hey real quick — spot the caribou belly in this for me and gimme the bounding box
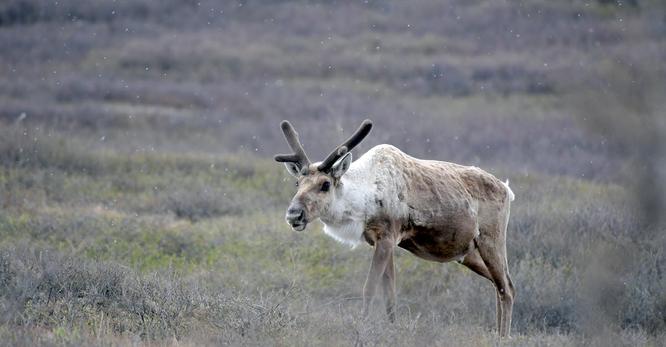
[398,223,477,263]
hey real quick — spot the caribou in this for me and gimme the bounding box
[274,119,516,337]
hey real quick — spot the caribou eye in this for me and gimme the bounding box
[295,181,299,187]
[320,181,331,192]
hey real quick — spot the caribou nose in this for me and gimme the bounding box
[286,205,305,223]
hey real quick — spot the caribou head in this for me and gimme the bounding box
[274,120,372,231]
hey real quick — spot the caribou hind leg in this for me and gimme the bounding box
[461,247,503,332]
[476,232,515,338]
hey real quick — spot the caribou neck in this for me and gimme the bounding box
[320,159,378,228]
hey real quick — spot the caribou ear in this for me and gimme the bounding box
[330,152,352,179]
[284,162,302,177]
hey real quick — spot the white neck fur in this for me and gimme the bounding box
[319,153,378,247]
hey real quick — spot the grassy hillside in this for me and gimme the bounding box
[1,0,665,345]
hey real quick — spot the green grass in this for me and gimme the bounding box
[1,138,663,345]
[1,98,663,346]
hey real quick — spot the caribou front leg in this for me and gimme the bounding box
[362,238,394,318]
[382,250,396,322]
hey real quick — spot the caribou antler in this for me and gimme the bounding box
[274,120,311,170]
[318,119,373,172]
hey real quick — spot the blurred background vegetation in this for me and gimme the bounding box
[0,0,664,345]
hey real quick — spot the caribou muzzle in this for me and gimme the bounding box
[286,204,307,231]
